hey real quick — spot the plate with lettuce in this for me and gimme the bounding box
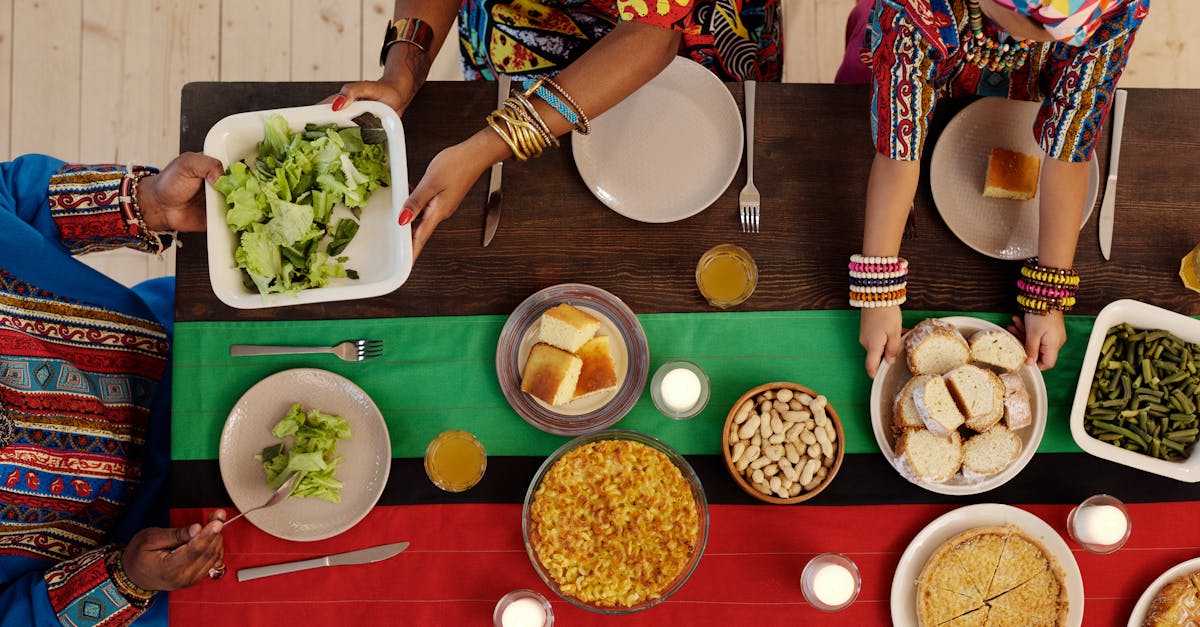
[219,368,391,541]
[204,102,411,309]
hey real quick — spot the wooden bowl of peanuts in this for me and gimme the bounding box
[722,382,844,504]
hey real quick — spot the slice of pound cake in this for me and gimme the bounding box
[945,365,1005,433]
[537,303,601,353]
[521,343,583,406]
[894,375,932,431]
[961,425,1022,475]
[897,429,963,483]
[998,372,1032,431]
[913,375,965,435]
[905,319,971,375]
[968,330,1027,372]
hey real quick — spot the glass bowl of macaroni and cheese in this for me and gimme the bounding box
[522,430,709,614]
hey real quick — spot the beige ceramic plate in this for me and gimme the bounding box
[870,316,1047,495]
[890,503,1084,627]
[571,56,742,223]
[218,368,391,541]
[930,97,1100,260]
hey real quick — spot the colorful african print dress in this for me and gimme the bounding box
[0,154,175,626]
[865,0,1148,162]
[457,0,782,81]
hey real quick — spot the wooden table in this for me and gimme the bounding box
[169,82,1200,626]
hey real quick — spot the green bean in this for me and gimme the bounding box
[1162,438,1187,454]
[1168,428,1199,441]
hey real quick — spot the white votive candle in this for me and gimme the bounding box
[660,367,702,411]
[500,597,546,627]
[1072,504,1128,546]
[811,563,856,607]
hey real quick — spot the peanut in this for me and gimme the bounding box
[729,422,739,443]
[788,399,804,411]
[752,468,765,484]
[800,431,817,446]
[764,445,784,462]
[773,400,790,413]
[776,388,794,403]
[808,443,822,459]
[767,433,785,445]
[763,463,780,477]
[824,422,836,442]
[784,443,801,465]
[734,400,754,424]
[788,482,803,497]
[750,456,772,470]
[799,460,817,486]
[759,413,773,438]
[797,392,814,405]
[770,415,784,435]
[769,475,782,494]
[759,400,771,415]
[803,476,823,491]
[785,423,804,442]
[762,389,775,400]
[736,445,760,471]
[751,433,762,447]
[731,441,747,464]
[738,414,760,440]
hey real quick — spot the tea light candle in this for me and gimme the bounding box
[660,367,702,411]
[1072,504,1128,546]
[500,598,546,627]
[811,563,856,607]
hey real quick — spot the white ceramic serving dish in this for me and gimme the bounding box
[1127,556,1200,626]
[870,316,1048,495]
[1069,299,1200,482]
[204,102,411,309]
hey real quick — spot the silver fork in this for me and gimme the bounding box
[739,80,760,234]
[229,340,384,361]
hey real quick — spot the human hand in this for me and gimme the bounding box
[121,510,227,591]
[1008,312,1066,370]
[325,76,419,116]
[403,141,493,260]
[137,153,224,233]
[860,306,903,378]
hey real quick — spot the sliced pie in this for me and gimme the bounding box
[986,532,1050,598]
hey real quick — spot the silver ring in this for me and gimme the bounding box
[208,565,226,580]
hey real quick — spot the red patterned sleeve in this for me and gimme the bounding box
[47,163,165,255]
[615,0,704,30]
[43,547,149,626]
[868,1,941,161]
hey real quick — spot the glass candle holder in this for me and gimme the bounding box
[650,360,710,420]
[493,590,554,627]
[424,430,487,492]
[801,553,861,612]
[1067,494,1131,554]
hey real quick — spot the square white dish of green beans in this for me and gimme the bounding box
[1071,299,1200,482]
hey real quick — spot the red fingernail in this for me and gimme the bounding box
[332,95,346,111]
[398,208,413,226]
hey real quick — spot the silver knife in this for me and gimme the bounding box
[236,541,410,582]
[483,74,512,247]
[1098,89,1127,260]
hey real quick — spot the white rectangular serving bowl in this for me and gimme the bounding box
[1069,299,1200,482]
[204,102,411,309]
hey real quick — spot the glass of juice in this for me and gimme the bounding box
[696,244,757,308]
[1181,242,1200,293]
[424,430,487,492]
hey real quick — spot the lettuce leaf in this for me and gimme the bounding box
[256,403,352,502]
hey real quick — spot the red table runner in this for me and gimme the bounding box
[169,502,1200,625]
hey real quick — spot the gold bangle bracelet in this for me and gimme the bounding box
[491,109,543,160]
[486,114,528,161]
[508,94,559,148]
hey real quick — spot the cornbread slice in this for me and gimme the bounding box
[897,428,963,483]
[521,343,583,406]
[987,568,1066,625]
[906,319,971,375]
[962,425,1022,475]
[946,365,1005,433]
[1146,571,1200,626]
[984,148,1041,201]
[998,373,1033,431]
[894,375,931,431]
[573,335,619,401]
[537,303,601,352]
[986,532,1050,599]
[969,330,1028,373]
[914,375,966,436]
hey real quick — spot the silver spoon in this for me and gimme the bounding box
[224,473,299,525]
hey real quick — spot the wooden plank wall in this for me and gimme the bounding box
[0,0,1194,284]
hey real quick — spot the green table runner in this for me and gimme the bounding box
[171,310,1095,461]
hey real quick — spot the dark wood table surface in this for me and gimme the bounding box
[176,82,1200,322]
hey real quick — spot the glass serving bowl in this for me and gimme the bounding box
[522,430,709,614]
[496,284,649,436]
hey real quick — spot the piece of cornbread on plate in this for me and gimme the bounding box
[522,343,582,406]
[537,303,601,353]
[573,335,618,401]
[983,147,1040,201]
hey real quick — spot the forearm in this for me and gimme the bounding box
[862,152,921,256]
[1036,158,1090,268]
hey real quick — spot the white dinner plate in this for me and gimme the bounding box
[870,316,1048,495]
[571,56,743,223]
[891,503,1084,627]
[204,102,412,309]
[1127,556,1200,626]
[930,97,1100,260]
[218,368,391,541]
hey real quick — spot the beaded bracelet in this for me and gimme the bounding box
[105,546,156,609]
[118,165,173,254]
[1017,257,1079,314]
[521,78,579,129]
[541,77,591,135]
[848,254,909,308]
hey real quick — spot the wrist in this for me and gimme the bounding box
[108,545,157,607]
[134,174,169,232]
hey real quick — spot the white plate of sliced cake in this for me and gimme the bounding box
[870,317,1047,495]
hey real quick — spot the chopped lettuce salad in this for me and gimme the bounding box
[214,113,390,298]
[257,403,353,503]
